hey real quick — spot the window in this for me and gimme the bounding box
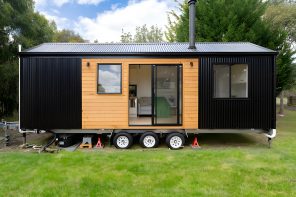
[97,64,122,94]
[231,64,248,98]
[213,64,248,98]
[213,65,230,98]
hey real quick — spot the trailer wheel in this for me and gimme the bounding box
[166,133,185,149]
[113,133,133,149]
[139,132,159,148]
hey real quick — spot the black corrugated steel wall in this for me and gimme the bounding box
[199,55,276,130]
[20,57,82,130]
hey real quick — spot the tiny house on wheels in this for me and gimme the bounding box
[18,0,277,149]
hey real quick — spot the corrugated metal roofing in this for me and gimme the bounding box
[21,42,276,54]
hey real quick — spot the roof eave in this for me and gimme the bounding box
[19,51,278,57]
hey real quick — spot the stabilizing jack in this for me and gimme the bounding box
[95,135,104,148]
[191,134,201,149]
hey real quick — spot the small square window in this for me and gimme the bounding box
[213,64,248,98]
[97,64,122,94]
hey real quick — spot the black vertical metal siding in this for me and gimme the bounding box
[20,57,82,130]
[199,55,276,130]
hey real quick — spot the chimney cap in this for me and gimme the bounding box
[188,0,197,5]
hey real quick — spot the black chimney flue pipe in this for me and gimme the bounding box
[188,0,196,49]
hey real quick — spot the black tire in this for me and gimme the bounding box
[139,132,159,148]
[113,132,133,149]
[165,133,185,149]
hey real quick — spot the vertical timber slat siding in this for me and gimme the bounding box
[82,58,198,129]
[20,57,82,129]
[199,55,276,129]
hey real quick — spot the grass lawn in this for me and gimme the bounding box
[0,110,296,196]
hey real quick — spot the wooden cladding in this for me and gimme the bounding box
[82,58,199,129]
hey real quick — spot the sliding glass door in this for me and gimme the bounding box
[152,65,182,125]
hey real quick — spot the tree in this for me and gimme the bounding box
[121,25,164,43]
[54,29,85,42]
[264,0,296,115]
[166,0,285,48]
[265,2,296,45]
[120,29,133,43]
[276,43,296,93]
[275,42,296,115]
[166,0,295,116]
[0,62,18,117]
[0,0,56,117]
[165,11,179,42]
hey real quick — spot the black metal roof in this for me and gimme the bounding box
[20,42,277,56]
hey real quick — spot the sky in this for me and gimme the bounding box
[34,0,180,43]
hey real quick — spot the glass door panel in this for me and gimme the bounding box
[153,65,181,125]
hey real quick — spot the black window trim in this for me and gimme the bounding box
[213,63,249,99]
[97,63,122,94]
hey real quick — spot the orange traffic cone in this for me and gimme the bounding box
[95,135,104,148]
[191,135,201,149]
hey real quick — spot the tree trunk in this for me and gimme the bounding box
[279,91,284,116]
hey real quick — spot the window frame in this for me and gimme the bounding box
[97,63,122,94]
[213,63,249,99]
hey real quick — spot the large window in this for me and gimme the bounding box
[214,64,248,98]
[97,64,122,94]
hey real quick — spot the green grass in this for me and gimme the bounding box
[0,111,296,196]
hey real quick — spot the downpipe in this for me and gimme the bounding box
[264,129,277,139]
[264,129,276,148]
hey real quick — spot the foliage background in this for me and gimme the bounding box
[0,0,84,118]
